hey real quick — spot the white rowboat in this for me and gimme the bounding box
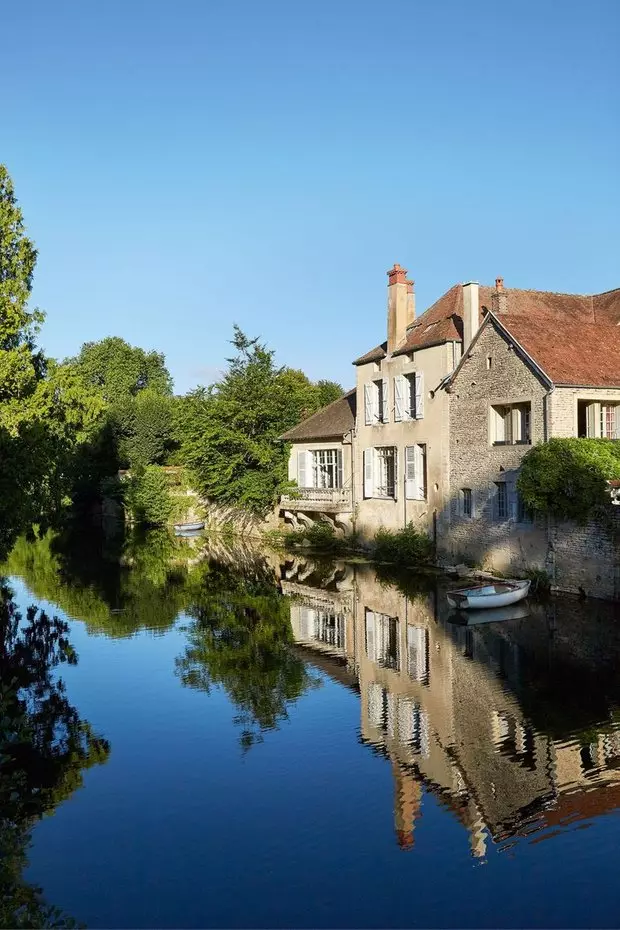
[446,579,531,610]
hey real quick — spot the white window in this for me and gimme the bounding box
[404,444,427,500]
[363,446,397,499]
[364,379,388,425]
[490,403,531,445]
[393,372,424,421]
[297,449,343,489]
[365,609,400,671]
[461,487,473,518]
[578,401,620,438]
[602,404,620,439]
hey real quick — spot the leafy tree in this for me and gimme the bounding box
[176,327,342,514]
[70,336,172,401]
[315,379,344,408]
[125,465,174,526]
[517,438,620,524]
[113,389,176,469]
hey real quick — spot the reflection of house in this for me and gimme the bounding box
[279,266,620,597]
[282,560,620,857]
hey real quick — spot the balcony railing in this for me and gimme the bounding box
[280,486,352,509]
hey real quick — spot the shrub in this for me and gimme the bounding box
[282,520,354,554]
[126,465,173,527]
[518,438,620,524]
[372,523,433,566]
[524,568,552,597]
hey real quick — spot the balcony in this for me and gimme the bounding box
[280,486,353,513]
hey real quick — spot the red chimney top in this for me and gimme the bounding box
[387,263,408,285]
[406,279,414,293]
[495,277,504,291]
[396,829,415,849]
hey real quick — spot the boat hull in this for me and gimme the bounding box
[448,602,531,626]
[174,521,205,535]
[446,579,531,610]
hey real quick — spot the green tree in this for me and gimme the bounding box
[125,465,174,526]
[176,327,341,514]
[70,336,172,401]
[517,438,620,524]
[315,379,344,408]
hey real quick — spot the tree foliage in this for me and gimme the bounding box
[175,327,344,514]
[125,466,174,527]
[517,438,620,523]
[70,336,172,401]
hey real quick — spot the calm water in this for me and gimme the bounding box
[4,528,620,928]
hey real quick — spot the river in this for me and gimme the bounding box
[3,526,620,928]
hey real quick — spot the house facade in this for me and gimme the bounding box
[280,264,620,597]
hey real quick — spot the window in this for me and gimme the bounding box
[578,401,620,438]
[461,487,473,518]
[298,608,345,649]
[490,403,531,445]
[494,481,508,521]
[364,379,388,424]
[486,356,493,370]
[516,491,533,524]
[365,609,400,670]
[404,444,427,500]
[363,446,397,499]
[297,449,343,488]
[393,372,424,421]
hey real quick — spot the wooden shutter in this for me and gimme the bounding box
[381,378,389,422]
[415,372,424,419]
[297,450,310,487]
[365,611,376,662]
[405,445,416,499]
[414,444,425,500]
[394,375,404,422]
[393,447,398,500]
[336,449,343,488]
[364,384,373,425]
[363,448,374,498]
[615,406,620,440]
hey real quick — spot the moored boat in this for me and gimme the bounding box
[446,579,530,610]
[448,602,531,626]
[174,521,205,535]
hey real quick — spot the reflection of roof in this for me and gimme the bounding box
[280,389,356,442]
[354,283,620,387]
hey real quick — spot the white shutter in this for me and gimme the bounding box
[393,447,398,500]
[386,691,396,739]
[364,384,373,425]
[336,449,343,488]
[615,406,620,440]
[365,611,376,662]
[298,606,311,641]
[394,375,404,422]
[407,626,428,681]
[297,450,310,487]
[381,378,389,422]
[405,446,416,499]
[363,448,374,498]
[414,444,425,500]
[368,683,382,728]
[415,372,424,419]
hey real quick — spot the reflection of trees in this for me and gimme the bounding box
[177,564,321,750]
[0,584,110,928]
[3,526,190,639]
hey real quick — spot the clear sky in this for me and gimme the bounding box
[3,0,619,393]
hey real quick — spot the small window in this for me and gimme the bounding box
[462,488,472,518]
[495,481,508,521]
[486,356,493,370]
[491,403,531,445]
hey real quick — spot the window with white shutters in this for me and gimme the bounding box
[490,403,531,445]
[363,447,397,499]
[394,373,424,420]
[405,444,427,500]
[365,380,388,424]
[366,609,400,670]
[407,625,429,683]
[297,449,342,488]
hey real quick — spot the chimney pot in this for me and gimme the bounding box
[387,263,409,352]
[387,263,408,286]
[495,277,504,291]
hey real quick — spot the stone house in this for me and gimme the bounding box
[279,264,620,595]
[445,279,620,592]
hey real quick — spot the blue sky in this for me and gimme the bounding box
[3,0,619,393]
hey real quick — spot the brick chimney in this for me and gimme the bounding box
[406,279,416,328]
[492,277,507,314]
[387,263,409,354]
[462,281,480,351]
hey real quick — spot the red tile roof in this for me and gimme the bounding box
[354,282,620,387]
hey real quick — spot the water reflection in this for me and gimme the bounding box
[282,555,620,857]
[0,583,109,927]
